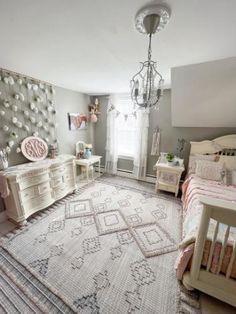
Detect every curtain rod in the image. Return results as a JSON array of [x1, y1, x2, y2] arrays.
[[0, 67, 52, 86]]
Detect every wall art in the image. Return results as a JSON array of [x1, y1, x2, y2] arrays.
[[68, 113, 88, 130], [21, 136, 48, 161]]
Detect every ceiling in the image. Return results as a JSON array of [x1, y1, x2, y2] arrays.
[[0, 0, 236, 95]]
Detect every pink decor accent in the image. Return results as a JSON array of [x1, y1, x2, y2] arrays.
[[90, 113, 98, 123], [175, 243, 194, 280], [21, 137, 48, 161]]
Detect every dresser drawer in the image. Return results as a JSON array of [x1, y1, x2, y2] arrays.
[[38, 181, 51, 195], [20, 181, 51, 201], [20, 186, 36, 201], [51, 166, 65, 178], [18, 172, 50, 190], [24, 192, 53, 213], [63, 172, 74, 182], [66, 179, 76, 191], [54, 185, 67, 200], [64, 161, 74, 169], [51, 176, 64, 188]]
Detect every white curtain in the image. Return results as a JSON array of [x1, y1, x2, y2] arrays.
[[133, 109, 149, 179], [105, 96, 118, 174], [151, 127, 161, 156]]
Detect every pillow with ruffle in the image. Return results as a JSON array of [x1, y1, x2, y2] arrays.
[[195, 159, 225, 181], [188, 154, 216, 174]]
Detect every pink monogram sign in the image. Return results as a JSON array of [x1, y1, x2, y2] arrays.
[[21, 136, 48, 161]]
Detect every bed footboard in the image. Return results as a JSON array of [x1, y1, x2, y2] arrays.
[[183, 196, 236, 307]]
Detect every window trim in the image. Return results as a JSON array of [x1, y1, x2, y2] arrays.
[[118, 154, 134, 160]]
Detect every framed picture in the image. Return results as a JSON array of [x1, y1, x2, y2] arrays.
[[68, 113, 88, 130]]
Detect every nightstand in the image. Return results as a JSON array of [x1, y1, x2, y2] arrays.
[[154, 156, 185, 197]]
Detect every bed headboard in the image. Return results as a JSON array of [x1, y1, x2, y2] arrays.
[[190, 134, 236, 156]]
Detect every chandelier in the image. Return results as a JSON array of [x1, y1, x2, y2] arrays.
[[131, 4, 170, 109]]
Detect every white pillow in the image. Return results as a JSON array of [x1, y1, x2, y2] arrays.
[[218, 155, 236, 170], [188, 154, 216, 174], [232, 170, 236, 186], [219, 156, 236, 185], [195, 160, 225, 181]]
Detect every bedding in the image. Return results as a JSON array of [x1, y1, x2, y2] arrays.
[[176, 174, 236, 280]]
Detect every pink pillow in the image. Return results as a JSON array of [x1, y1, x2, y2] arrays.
[[175, 244, 195, 280]]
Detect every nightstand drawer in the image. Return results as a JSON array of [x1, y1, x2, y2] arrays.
[[158, 172, 178, 185], [158, 183, 176, 193]]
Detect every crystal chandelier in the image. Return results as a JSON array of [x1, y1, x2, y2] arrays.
[[131, 4, 170, 109]]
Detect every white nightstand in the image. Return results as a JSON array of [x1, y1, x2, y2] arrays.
[[154, 156, 185, 197]]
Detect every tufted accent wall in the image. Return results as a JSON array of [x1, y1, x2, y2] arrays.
[[0, 68, 57, 165]]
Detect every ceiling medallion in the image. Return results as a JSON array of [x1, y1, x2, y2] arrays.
[[134, 4, 171, 35]]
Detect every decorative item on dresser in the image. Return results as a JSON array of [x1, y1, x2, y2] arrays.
[[0, 154, 76, 225], [154, 153, 185, 197]]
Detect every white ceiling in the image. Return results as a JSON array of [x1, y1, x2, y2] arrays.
[[0, 0, 236, 94]]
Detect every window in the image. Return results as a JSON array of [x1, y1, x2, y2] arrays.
[[114, 96, 138, 158]]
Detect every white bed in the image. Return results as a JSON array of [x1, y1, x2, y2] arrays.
[[180, 135, 236, 307]]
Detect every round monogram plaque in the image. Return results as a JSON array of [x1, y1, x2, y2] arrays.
[[21, 136, 48, 161]]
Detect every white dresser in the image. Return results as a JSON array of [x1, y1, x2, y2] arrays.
[[1, 155, 76, 224]]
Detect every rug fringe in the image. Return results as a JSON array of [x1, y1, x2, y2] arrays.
[[0, 263, 49, 314], [1, 247, 78, 313]]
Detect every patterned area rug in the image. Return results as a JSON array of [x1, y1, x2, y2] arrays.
[[0, 175, 201, 313]]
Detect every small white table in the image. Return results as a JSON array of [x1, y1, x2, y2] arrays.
[[154, 156, 185, 197], [75, 155, 102, 182]]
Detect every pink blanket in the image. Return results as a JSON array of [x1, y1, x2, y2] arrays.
[[176, 175, 236, 280]]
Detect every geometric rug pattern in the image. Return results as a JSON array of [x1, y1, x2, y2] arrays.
[[65, 198, 93, 219], [0, 175, 201, 314], [131, 223, 177, 257], [95, 210, 128, 235]]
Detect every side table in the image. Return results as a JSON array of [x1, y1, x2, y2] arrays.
[[75, 155, 102, 182], [154, 157, 185, 197]]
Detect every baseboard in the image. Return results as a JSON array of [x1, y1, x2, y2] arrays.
[[94, 166, 156, 184], [0, 210, 7, 223]]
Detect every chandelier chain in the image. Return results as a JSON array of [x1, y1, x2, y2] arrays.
[[148, 34, 152, 62]]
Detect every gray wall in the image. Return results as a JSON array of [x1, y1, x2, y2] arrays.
[[55, 86, 93, 155], [172, 57, 236, 127], [93, 95, 107, 163], [94, 90, 236, 175]]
